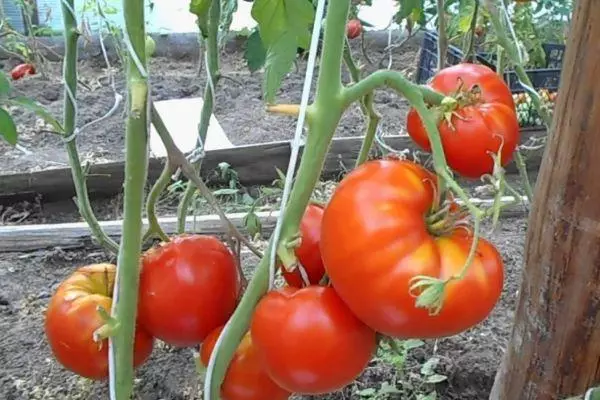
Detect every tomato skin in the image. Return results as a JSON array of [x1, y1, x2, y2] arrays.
[[200, 326, 290, 400], [44, 264, 154, 380], [281, 203, 326, 287], [138, 235, 240, 347], [346, 19, 362, 39], [320, 159, 504, 338], [406, 63, 519, 179], [250, 286, 376, 394], [10, 63, 35, 80]]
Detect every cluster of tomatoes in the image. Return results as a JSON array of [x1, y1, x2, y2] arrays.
[[44, 62, 512, 398]]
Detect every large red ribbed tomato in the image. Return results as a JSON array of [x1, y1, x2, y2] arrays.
[[138, 235, 240, 347], [320, 159, 504, 338], [250, 286, 376, 394], [406, 63, 519, 179], [200, 326, 290, 400], [45, 264, 154, 380], [281, 203, 326, 287]]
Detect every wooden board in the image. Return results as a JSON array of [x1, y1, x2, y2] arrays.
[[0, 196, 529, 253], [0, 129, 546, 204], [149, 97, 234, 157]]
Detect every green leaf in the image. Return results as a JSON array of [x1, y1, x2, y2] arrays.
[[355, 388, 377, 397], [251, 0, 315, 102], [7, 96, 63, 133], [244, 29, 267, 72], [219, 0, 239, 45], [189, 0, 212, 37], [0, 108, 17, 145], [420, 357, 441, 376], [213, 188, 240, 196], [402, 338, 425, 351], [426, 374, 448, 384], [243, 210, 262, 237], [0, 72, 11, 96]]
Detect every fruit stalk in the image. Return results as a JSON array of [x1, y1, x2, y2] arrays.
[[60, 0, 119, 254], [203, 1, 352, 398], [176, 0, 221, 233], [109, 0, 149, 397], [343, 39, 380, 167], [143, 159, 173, 242]]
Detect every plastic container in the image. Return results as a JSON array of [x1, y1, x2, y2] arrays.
[[416, 31, 563, 93]]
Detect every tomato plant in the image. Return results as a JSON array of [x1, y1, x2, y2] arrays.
[[346, 19, 362, 39], [406, 63, 520, 179], [250, 285, 377, 394], [320, 159, 504, 338], [281, 203, 326, 287], [138, 235, 240, 347], [10, 63, 35, 80], [200, 326, 291, 400], [44, 264, 154, 380]]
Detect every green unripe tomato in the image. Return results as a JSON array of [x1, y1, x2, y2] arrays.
[[145, 36, 156, 57]]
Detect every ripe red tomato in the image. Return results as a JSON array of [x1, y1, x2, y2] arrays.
[[346, 19, 362, 39], [406, 63, 519, 179], [200, 326, 291, 400], [44, 264, 154, 380], [281, 203, 326, 287], [250, 285, 376, 394], [320, 159, 504, 338], [138, 235, 240, 347], [10, 63, 35, 80]]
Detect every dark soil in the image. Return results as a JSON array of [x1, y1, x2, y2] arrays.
[[0, 40, 529, 399], [0, 40, 419, 175], [0, 217, 526, 400]]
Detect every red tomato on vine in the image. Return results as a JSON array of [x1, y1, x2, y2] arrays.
[[406, 63, 520, 179], [319, 159, 504, 338], [346, 19, 362, 39], [281, 203, 326, 287], [250, 285, 376, 394], [137, 235, 240, 347], [200, 326, 290, 400], [45, 264, 154, 380], [10, 63, 35, 80]]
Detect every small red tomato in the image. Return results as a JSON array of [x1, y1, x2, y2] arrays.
[[44, 264, 154, 380], [346, 19, 363, 40], [138, 235, 240, 347], [250, 285, 377, 394], [200, 326, 291, 400], [10, 63, 35, 80], [281, 203, 326, 287]]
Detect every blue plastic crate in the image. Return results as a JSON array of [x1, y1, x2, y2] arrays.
[[415, 31, 464, 84], [502, 68, 561, 93]]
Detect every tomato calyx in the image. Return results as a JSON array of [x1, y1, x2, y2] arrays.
[[92, 304, 120, 344]]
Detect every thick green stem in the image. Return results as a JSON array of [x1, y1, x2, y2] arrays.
[[144, 160, 173, 242], [463, 0, 480, 62], [203, 2, 351, 399], [343, 40, 380, 166], [111, 0, 149, 397], [343, 69, 447, 108], [60, 0, 119, 255], [481, 0, 553, 127], [436, 0, 447, 70], [177, 0, 221, 234]]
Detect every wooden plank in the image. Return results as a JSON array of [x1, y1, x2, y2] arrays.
[[0, 211, 279, 253], [0, 129, 546, 204], [0, 196, 529, 253]]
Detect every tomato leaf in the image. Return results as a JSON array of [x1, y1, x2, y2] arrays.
[[0, 107, 18, 145], [0, 72, 11, 96], [243, 210, 262, 237], [189, 0, 212, 37], [251, 0, 315, 102], [219, 0, 238, 45], [6, 96, 63, 133], [425, 373, 448, 384], [244, 29, 267, 72]]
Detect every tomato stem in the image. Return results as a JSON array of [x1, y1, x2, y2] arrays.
[[176, 0, 221, 234], [60, 0, 119, 255], [342, 39, 380, 167], [108, 0, 149, 397], [436, 0, 448, 71], [203, 1, 352, 398]]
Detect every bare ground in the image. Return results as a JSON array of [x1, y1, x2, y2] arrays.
[[0, 40, 529, 399]]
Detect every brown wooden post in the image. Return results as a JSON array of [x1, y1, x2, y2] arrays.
[[489, 0, 600, 399]]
